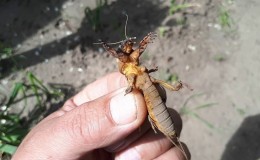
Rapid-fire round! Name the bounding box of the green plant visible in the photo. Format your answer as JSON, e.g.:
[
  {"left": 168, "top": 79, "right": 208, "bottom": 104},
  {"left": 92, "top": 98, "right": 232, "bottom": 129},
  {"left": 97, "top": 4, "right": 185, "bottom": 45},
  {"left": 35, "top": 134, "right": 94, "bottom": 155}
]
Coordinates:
[
  {"left": 85, "top": 0, "right": 107, "bottom": 31},
  {"left": 158, "top": 27, "right": 168, "bottom": 37},
  {"left": 213, "top": 54, "right": 225, "bottom": 62},
  {"left": 180, "top": 93, "right": 217, "bottom": 129},
  {"left": 219, "top": 6, "right": 232, "bottom": 28},
  {"left": 176, "top": 17, "right": 186, "bottom": 25},
  {"left": 0, "top": 43, "right": 19, "bottom": 78},
  {"left": 167, "top": 73, "right": 179, "bottom": 83},
  {"left": 169, "top": 0, "right": 196, "bottom": 15},
  {"left": 0, "top": 72, "right": 64, "bottom": 155},
  {"left": 0, "top": 47, "right": 12, "bottom": 60}
]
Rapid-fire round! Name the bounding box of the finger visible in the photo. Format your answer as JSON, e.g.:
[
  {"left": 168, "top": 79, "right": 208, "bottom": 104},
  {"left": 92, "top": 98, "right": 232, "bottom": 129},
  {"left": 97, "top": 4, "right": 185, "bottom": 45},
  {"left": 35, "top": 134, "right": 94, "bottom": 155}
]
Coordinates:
[
  {"left": 73, "top": 72, "right": 127, "bottom": 106},
  {"left": 115, "top": 129, "right": 172, "bottom": 160},
  {"left": 42, "top": 98, "right": 77, "bottom": 122},
  {"left": 13, "top": 88, "right": 147, "bottom": 160},
  {"left": 105, "top": 118, "right": 151, "bottom": 152},
  {"left": 57, "top": 88, "right": 147, "bottom": 154},
  {"left": 154, "top": 143, "right": 190, "bottom": 160},
  {"left": 43, "top": 72, "right": 127, "bottom": 122}
]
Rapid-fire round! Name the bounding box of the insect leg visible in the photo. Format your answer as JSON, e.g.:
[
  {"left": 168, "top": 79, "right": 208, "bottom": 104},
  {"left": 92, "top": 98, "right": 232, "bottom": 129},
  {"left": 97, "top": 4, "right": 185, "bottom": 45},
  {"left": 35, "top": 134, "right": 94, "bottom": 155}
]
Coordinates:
[
  {"left": 151, "top": 77, "right": 183, "bottom": 91},
  {"left": 147, "top": 66, "right": 158, "bottom": 73},
  {"left": 125, "top": 73, "right": 136, "bottom": 95},
  {"left": 101, "top": 42, "right": 119, "bottom": 58},
  {"left": 148, "top": 115, "right": 158, "bottom": 134}
]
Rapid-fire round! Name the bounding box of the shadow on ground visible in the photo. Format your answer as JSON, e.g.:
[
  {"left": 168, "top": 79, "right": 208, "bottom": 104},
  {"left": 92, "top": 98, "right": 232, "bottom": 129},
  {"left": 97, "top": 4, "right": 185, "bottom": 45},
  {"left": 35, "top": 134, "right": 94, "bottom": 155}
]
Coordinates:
[
  {"left": 221, "top": 114, "right": 260, "bottom": 160},
  {"left": 0, "top": 0, "right": 169, "bottom": 77}
]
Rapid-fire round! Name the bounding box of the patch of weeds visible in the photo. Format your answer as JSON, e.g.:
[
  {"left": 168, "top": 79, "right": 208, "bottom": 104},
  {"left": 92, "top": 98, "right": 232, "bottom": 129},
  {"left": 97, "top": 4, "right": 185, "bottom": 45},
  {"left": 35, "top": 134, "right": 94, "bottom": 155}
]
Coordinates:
[
  {"left": 158, "top": 27, "right": 168, "bottom": 37},
  {"left": 213, "top": 54, "right": 225, "bottom": 62},
  {"left": 167, "top": 73, "right": 179, "bottom": 83},
  {"left": 236, "top": 108, "right": 245, "bottom": 116},
  {"left": 0, "top": 72, "right": 65, "bottom": 156},
  {"left": 180, "top": 93, "right": 217, "bottom": 129},
  {"left": 218, "top": 6, "right": 232, "bottom": 28},
  {"left": 176, "top": 17, "right": 186, "bottom": 25},
  {"left": 232, "top": 103, "right": 246, "bottom": 116},
  {"left": 85, "top": 0, "right": 107, "bottom": 31},
  {"left": 169, "top": 0, "right": 197, "bottom": 15},
  {"left": 0, "top": 43, "right": 17, "bottom": 78}
]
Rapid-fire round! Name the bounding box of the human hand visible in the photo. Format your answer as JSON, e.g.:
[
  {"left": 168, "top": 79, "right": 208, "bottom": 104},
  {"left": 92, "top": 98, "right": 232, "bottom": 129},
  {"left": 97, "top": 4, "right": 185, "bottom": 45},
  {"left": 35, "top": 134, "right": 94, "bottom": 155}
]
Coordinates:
[{"left": 12, "top": 72, "right": 188, "bottom": 160}]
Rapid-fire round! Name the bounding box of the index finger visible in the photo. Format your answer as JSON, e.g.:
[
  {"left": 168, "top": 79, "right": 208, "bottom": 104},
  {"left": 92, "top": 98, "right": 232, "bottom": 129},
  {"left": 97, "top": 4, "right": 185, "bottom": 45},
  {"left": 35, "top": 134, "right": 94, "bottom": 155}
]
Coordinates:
[{"left": 72, "top": 72, "right": 127, "bottom": 106}]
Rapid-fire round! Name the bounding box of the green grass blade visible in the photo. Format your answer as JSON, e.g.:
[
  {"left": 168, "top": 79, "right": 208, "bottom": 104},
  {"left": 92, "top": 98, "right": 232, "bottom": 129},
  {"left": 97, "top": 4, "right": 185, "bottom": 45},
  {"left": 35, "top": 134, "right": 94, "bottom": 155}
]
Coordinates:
[
  {"left": 0, "top": 143, "right": 17, "bottom": 155},
  {"left": 28, "top": 72, "right": 50, "bottom": 94},
  {"left": 193, "top": 103, "right": 217, "bottom": 111},
  {"left": 6, "top": 83, "right": 24, "bottom": 107},
  {"left": 219, "top": 7, "right": 231, "bottom": 28},
  {"left": 191, "top": 112, "right": 215, "bottom": 129},
  {"left": 181, "top": 93, "right": 205, "bottom": 110},
  {"left": 27, "top": 72, "right": 42, "bottom": 106}
]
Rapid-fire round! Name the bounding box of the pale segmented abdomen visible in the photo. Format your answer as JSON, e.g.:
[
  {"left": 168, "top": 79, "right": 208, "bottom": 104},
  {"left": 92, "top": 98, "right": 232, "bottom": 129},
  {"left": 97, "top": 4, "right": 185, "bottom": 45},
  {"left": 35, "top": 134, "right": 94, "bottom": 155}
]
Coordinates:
[{"left": 141, "top": 77, "right": 176, "bottom": 138}]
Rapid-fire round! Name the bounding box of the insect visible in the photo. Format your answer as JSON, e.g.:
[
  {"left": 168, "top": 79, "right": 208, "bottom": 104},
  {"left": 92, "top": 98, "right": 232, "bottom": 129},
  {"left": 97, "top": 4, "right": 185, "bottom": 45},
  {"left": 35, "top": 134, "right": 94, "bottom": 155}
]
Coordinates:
[{"left": 96, "top": 14, "right": 189, "bottom": 159}]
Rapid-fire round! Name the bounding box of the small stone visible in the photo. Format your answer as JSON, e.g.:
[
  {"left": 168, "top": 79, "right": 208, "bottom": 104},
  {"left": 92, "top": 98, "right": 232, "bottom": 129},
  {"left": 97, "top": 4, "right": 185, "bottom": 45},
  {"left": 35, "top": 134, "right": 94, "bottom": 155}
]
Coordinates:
[
  {"left": 1, "top": 79, "right": 8, "bottom": 85},
  {"left": 98, "top": 47, "right": 104, "bottom": 53},
  {"left": 214, "top": 24, "right": 221, "bottom": 30},
  {"left": 62, "top": 4, "right": 67, "bottom": 9},
  {"left": 66, "top": 31, "right": 72, "bottom": 36},
  {"left": 35, "top": 51, "right": 40, "bottom": 56},
  {"left": 1, "top": 119, "right": 6, "bottom": 124},
  {"left": 46, "top": 7, "right": 50, "bottom": 11},
  {"left": 66, "top": 50, "right": 71, "bottom": 54},
  {"left": 77, "top": 68, "right": 83, "bottom": 72},
  {"left": 74, "top": 36, "right": 80, "bottom": 42},
  {"left": 187, "top": 45, "right": 196, "bottom": 51},
  {"left": 16, "top": 44, "right": 22, "bottom": 48},
  {"left": 185, "top": 65, "right": 190, "bottom": 71},
  {"left": 54, "top": 7, "right": 59, "bottom": 12},
  {"left": 40, "top": 34, "right": 44, "bottom": 39},
  {"left": 0, "top": 105, "right": 7, "bottom": 111}
]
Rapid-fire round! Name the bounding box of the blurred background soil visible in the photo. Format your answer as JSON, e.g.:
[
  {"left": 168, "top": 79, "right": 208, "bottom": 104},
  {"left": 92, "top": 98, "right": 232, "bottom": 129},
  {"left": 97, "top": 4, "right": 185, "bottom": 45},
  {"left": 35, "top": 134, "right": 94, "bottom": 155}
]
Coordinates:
[{"left": 0, "top": 0, "right": 260, "bottom": 159}]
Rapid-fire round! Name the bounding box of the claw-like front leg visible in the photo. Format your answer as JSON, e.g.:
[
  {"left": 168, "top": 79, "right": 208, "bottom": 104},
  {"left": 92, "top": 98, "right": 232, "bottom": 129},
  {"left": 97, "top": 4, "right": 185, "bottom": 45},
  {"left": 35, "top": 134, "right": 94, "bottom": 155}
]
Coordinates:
[
  {"left": 130, "top": 32, "right": 157, "bottom": 60},
  {"left": 148, "top": 115, "right": 158, "bottom": 134},
  {"left": 139, "top": 32, "right": 157, "bottom": 52}
]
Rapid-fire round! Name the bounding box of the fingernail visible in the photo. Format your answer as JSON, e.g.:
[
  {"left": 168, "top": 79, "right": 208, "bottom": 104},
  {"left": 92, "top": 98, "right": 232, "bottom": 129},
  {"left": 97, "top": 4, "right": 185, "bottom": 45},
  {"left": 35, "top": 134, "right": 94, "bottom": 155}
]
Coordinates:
[
  {"left": 110, "top": 91, "right": 137, "bottom": 125},
  {"left": 116, "top": 149, "right": 141, "bottom": 160}
]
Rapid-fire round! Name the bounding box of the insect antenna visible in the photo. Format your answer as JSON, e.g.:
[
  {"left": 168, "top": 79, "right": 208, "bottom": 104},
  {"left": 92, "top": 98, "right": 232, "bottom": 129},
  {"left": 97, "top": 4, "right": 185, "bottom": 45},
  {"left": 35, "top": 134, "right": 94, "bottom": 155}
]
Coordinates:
[
  {"left": 93, "top": 12, "right": 136, "bottom": 45},
  {"left": 122, "top": 12, "right": 137, "bottom": 42},
  {"left": 122, "top": 11, "right": 129, "bottom": 39},
  {"left": 93, "top": 40, "right": 124, "bottom": 45}
]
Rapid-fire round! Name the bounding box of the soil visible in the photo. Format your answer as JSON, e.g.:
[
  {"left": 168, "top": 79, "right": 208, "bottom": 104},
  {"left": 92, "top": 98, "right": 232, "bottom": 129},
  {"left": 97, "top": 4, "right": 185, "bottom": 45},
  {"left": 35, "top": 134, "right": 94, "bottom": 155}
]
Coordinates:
[{"left": 1, "top": 0, "right": 260, "bottom": 160}]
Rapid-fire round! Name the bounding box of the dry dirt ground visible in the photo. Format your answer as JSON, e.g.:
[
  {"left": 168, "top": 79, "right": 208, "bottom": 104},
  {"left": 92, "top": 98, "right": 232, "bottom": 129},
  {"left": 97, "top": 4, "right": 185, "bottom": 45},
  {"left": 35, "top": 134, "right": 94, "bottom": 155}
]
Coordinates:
[{"left": 1, "top": 0, "right": 260, "bottom": 159}]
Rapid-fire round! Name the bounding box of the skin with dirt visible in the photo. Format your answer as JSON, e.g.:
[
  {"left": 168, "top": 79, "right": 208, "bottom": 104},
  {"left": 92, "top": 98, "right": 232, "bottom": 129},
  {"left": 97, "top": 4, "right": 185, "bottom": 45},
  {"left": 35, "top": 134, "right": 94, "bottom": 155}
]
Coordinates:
[{"left": 100, "top": 32, "right": 188, "bottom": 159}]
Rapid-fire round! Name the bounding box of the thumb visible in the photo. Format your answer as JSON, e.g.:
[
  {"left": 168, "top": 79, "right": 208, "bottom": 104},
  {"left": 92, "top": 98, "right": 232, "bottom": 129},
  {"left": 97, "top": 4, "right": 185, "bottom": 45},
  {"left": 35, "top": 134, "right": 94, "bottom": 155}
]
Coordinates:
[{"left": 58, "top": 88, "right": 147, "bottom": 152}]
